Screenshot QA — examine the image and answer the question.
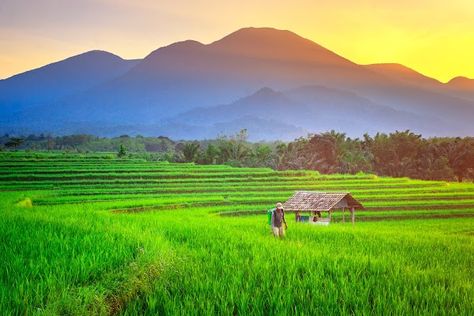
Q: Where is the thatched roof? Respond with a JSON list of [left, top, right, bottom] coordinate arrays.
[[283, 191, 364, 212]]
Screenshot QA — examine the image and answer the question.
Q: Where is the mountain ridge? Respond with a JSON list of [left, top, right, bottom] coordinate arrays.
[[1, 27, 473, 139], [0, 50, 139, 117]]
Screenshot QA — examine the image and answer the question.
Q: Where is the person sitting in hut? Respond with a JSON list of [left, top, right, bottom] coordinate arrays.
[[271, 202, 287, 238], [295, 211, 301, 222]]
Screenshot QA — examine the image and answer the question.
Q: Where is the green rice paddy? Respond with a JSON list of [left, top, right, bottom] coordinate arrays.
[[1, 152, 473, 315]]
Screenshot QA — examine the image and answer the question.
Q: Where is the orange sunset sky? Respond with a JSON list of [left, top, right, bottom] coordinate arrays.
[[1, 0, 473, 82]]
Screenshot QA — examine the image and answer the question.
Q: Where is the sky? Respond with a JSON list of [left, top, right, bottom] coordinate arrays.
[[1, 0, 473, 82]]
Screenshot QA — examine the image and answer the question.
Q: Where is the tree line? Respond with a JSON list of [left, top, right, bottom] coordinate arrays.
[[1, 130, 473, 182]]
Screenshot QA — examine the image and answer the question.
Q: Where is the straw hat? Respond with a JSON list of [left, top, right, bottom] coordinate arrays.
[[276, 202, 283, 208]]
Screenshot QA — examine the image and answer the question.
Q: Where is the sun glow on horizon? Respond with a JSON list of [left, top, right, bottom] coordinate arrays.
[[1, 0, 473, 82]]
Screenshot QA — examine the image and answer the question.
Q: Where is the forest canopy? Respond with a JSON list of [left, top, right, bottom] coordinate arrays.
[[1, 130, 473, 182]]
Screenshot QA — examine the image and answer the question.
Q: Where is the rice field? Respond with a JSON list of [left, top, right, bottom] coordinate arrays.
[[1, 151, 473, 315]]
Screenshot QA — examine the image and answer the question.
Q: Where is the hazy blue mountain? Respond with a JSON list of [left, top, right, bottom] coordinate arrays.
[[172, 86, 448, 138], [36, 27, 379, 125], [1, 27, 474, 139], [154, 115, 306, 141], [0, 50, 139, 117]]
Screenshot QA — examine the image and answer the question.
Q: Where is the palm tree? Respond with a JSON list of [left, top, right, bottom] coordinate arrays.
[[445, 139, 474, 182], [182, 142, 201, 162]]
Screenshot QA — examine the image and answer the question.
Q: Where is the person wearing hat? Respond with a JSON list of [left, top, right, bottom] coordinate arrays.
[[271, 202, 287, 238]]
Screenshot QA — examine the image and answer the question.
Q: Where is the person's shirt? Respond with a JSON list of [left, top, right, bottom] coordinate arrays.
[[273, 208, 285, 228]]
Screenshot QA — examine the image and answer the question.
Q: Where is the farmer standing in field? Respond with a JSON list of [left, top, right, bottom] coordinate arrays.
[[271, 202, 287, 238]]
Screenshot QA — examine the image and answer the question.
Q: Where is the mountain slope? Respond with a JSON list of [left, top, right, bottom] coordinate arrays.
[[445, 76, 474, 101], [0, 50, 139, 115], [172, 86, 449, 138], [174, 87, 308, 125], [365, 63, 442, 88], [2, 27, 474, 138], [447, 76, 474, 90], [41, 27, 385, 125], [365, 63, 474, 103]]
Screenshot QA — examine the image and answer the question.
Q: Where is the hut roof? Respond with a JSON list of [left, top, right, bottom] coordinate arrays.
[[283, 191, 364, 212]]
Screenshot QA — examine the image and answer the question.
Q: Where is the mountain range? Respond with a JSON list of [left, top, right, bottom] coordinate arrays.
[[1, 27, 473, 140]]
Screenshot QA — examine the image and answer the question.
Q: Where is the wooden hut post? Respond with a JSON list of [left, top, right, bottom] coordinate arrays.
[[328, 210, 332, 221], [342, 207, 345, 223], [351, 207, 355, 225]]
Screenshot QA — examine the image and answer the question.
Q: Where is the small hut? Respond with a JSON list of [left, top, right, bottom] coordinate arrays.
[[283, 191, 364, 225]]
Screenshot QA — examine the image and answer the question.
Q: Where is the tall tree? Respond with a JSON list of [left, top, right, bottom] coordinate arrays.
[[444, 139, 474, 182], [117, 144, 127, 158], [217, 129, 251, 165], [182, 142, 201, 163], [4, 137, 24, 150], [203, 144, 220, 164]]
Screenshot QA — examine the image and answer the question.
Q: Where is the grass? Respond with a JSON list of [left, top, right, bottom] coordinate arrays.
[[0, 151, 473, 315]]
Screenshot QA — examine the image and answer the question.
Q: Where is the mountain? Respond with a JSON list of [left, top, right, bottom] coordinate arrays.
[[158, 115, 306, 141], [172, 86, 446, 138], [1, 27, 474, 139], [365, 63, 442, 88], [27, 27, 384, 126], [365, 64, 474, 103], [0, 50, 139, 117], [174, 87, 307, 125], [445, 76, 474, 101]]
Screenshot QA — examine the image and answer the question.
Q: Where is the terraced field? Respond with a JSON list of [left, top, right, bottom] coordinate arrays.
[[1, 151, 473, 315]]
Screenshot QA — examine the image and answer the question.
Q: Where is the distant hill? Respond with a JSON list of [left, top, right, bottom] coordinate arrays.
[[445, 76, 474, 101], [0, 51, 138, 117], [448, 76, 474, 90], [1, 27, 473, 139], [172, 86, 446, 138]]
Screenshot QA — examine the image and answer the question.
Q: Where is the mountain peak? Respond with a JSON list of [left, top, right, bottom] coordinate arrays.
[[209, 26, 351, 66], [2, 50, 126, 81], [210, 27, 309, 50], [60, 50, 130, 65], [163, 39, 204, 50], [216, 27, 300, 42], [146, 40, 204, 59], [235, 87, 290, 106], [79, 50, 122, 57], [447, 76, 474, 89], [254, 86, 277, 96]]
